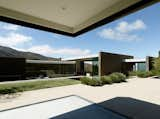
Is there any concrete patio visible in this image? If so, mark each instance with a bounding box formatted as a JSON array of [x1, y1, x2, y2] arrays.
[[0, 77, 160, 119]]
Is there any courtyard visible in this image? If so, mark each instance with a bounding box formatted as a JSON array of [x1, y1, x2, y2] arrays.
[[0, 77, 160, 119]]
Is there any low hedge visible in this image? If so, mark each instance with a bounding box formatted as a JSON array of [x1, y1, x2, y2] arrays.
[[81, 72, 126, 86], [128, 71, 137, 76], [80, 77, 102, 86], [80, 77, 91, 85], [137, 71, 154, 78], [0, 87, 23, 94], [129, 71, 154, 78], [111, 72, 126, 82], [101, 76, 113, 84], [151, 70, 160, 77], [109, 73, 126, 83], [89, 78, 103, 86], [109, 73, 120, 83]]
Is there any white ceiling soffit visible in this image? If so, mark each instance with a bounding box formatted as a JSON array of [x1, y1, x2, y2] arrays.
[[124, 59, 146, 63], [0, 0, 158, 36]]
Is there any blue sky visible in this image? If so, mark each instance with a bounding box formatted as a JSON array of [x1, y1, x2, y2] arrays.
[[0, 3, 159, 59]]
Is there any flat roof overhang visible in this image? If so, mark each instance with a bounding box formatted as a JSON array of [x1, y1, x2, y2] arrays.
[[0, 0, 159, 37], [26, 60, 75, 65], [124, 59, 146, 63], [64, 54, 98, 61]]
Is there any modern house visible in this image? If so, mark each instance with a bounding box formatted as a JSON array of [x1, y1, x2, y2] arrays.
[[67, 52, 133, 77], [0, 51, 155, 81], [67, 52, 155, 77], [0, 0, 158, 81], [0, 1, 159, 119]]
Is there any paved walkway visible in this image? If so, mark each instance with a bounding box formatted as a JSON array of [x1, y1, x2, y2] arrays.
[[0, 77, 160, 119]]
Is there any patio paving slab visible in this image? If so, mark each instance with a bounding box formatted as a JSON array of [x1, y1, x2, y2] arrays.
[[0, 95, 127, 119]]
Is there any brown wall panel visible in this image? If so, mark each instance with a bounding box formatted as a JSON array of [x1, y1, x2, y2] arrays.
[[75, 61, 84, 75], [99, 52, 133, 76], [146, 56, 155, 71]]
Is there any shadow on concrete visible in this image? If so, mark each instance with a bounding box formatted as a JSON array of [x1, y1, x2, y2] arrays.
[[50, 103, 127, 119], [50, 97, 160, 119], [99, 97, 160, 119]]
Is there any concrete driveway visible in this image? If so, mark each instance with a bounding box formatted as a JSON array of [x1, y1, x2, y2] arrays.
[[0, 77, 160, 119]]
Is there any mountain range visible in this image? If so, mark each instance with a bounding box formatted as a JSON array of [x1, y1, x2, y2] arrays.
[[0, 46, 59, 60]]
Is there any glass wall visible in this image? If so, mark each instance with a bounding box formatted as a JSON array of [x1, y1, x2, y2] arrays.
[[92, 59, 99, 76], [26, 63, 76, 78], [133, 62, 146, 71], [84, 57, 99, 76], [137, 63, 146, 71]]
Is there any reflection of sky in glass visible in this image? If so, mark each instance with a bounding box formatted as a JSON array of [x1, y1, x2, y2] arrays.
[[137, 63, 146, 71]]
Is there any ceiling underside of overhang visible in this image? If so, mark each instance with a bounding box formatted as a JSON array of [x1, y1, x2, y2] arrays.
[[0, 0, 159, 36]]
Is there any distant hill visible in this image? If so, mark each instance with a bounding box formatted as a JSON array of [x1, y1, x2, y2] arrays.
[[0, 46, 60, 60]]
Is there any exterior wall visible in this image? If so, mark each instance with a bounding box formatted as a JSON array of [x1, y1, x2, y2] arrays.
[[0, 57, 25, 81], [146, 56, 155, 71], [0, 57, 76, 81], [75, 61, 84, 75], [122, 62, 134, 74], [26, 63, 76, 78], [99, 52, 133, 76]]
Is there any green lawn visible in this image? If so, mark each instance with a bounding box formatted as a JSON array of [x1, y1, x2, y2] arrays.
[[0, 79, 80, 95]]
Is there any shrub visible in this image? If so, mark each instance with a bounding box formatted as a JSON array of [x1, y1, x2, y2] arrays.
[[136, 71, 154, 78], [129, 71, 137, 76], [81, 73, 126, 86], [80, 77, 91, 85], [46, 70, 55, 78], [0, 87, 23, 94], [89, 78, 102, 86], [129, 71, 154, 78], [151, 70, 160, 77], [113, 72, 126, 82], [101, 76, 113, 84], [109, 73, 121, 83], [80, 77, 102, 86], [108, 72, 126, 83]]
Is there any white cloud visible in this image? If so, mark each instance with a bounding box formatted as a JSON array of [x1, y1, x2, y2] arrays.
[[99, 19, 146, 41], [26, 45, 91, 57], [99, 28, 139, 41], [27, 45, 54, 56], [3, 24, 20, 31], [116, 20, 146, 33], [0, 23, 20, 31], [0, 32, 32, 47], [53, 48, 90, 56]]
